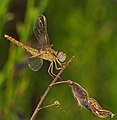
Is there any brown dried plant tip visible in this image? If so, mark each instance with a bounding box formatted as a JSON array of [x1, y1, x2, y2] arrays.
[[70, 81, 114, 118], [88, 98, 115, 118], [54, 101, 60, 107]]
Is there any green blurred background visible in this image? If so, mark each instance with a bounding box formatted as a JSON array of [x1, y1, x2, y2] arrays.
[[0, 0, 117, 120]]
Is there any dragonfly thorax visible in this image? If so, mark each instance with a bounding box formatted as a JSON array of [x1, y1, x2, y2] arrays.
[[57, 52, 66, 62]]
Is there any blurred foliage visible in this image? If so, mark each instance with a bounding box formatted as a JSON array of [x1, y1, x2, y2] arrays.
[[0, 0, 117, 120]]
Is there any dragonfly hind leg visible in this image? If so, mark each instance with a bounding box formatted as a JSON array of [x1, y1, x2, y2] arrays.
[[48, 62, 56, 79], [48, 62, 62, 80]]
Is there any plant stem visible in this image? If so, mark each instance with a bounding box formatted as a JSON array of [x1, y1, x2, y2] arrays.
[[30, 56, 74, 120]]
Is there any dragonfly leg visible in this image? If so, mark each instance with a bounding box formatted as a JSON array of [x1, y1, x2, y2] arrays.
[[54, 60, 62, 70], [52, 61, 63, 80], [48, 62, 62, 80], [50, 63, 57, 77], [30, 51, 47, 58], [57, 59, 67, 68], [48, 62, 55, 79], [56, 59, 66, 69], [30, 55, 40, 58]]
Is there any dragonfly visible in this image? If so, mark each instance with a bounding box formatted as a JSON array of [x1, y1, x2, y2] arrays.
[[4, 15, 66, 77]]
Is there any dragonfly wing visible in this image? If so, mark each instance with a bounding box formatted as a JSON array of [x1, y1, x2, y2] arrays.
[[27, 57, 43, 71], [33, 15, 50, 49]]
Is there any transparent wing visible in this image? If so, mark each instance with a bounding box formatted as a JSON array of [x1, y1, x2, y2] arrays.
[[27, 57, 43, 71], [33, 15, 50, 49]]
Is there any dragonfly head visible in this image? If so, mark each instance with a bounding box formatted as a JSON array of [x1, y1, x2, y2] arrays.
[[57, 52, 66, 62]]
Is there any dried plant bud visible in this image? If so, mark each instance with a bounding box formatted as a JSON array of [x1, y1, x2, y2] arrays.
[[68, 80, 114, 118], [88, 98, 115, 118], [54, 101, 60, 107], [69, 81, 90, 109]]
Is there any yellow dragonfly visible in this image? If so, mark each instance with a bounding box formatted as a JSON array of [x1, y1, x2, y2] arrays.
[[4, 15, 66, 77]]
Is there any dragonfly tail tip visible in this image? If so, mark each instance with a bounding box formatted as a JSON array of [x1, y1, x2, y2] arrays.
[[4, 34, 8, 38]]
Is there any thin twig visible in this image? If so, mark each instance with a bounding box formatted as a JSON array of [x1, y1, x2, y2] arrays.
[[30, 56, 74, 120], [38, 101, 60, 111], [49, 80, 73, 87]]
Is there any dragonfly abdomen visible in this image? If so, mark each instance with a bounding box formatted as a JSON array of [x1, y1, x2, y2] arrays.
[[4, 34, 39, 56]]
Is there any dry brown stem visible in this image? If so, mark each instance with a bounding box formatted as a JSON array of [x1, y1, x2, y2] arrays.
[[30, 56, 74, 120]]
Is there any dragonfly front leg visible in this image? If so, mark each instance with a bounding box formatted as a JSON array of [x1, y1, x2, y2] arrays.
[[54, 60, 62, 70]]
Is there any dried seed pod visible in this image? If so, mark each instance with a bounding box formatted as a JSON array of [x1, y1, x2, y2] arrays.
[[88, 98, 115, 118], [68, 80, 114, 118], [69, 81, 91, 110]]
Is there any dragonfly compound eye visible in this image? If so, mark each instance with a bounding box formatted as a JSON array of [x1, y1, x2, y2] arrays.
[[58, 52, 66, 62]]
